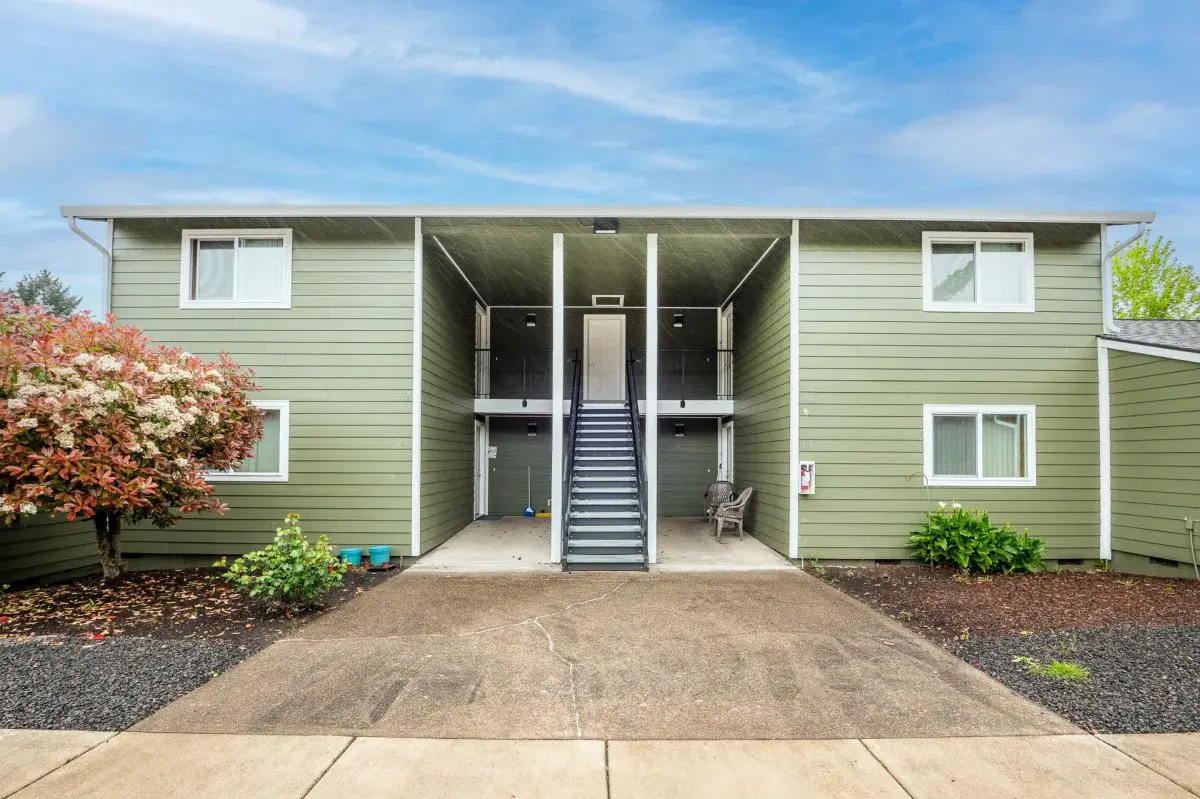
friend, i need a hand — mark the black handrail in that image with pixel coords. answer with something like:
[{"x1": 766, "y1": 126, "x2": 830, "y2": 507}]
[
  {"x1": 474, "y1": 348, "x2": 557, "y2": 405},
  {"x1": 561, "y1": 349, "x2": 583, "y2": 569},
  {"x1": 625, "y1": 349, "x2": 650, "y2": 570}
]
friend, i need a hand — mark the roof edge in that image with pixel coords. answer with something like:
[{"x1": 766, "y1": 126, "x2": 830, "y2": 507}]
[{"x1": 58, "y1": 204, "x2": 1157, "y2": 225}]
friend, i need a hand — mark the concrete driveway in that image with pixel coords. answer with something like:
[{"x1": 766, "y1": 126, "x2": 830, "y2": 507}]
[{"x1": 134, "y1": 570, "x2": 1074, "y2": 740}]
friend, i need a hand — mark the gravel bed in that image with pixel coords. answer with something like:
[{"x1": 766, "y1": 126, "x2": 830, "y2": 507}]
[
  {"x1": 957, "y1": 627, "x2": 1200, "y2": 733},
  {"x1": 0, "y1": 636, "x2": 248, "y2": 730}
]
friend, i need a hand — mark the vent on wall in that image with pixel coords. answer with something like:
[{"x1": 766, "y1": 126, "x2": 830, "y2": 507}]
[{"x1": 592, "y1": 295, "x2": 625, "y2": 307}]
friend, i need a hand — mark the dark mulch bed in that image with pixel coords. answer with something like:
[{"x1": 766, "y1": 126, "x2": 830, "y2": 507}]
[
  {"x1": 811, "y1": 564, "x2": 1200, "y2": 733},
  {"x1": 0, "y1": 567, "x2": 396, "y2": 730}
]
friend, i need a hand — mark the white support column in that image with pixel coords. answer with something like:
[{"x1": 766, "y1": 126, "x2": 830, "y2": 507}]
[
  {"x1": 788, "y1": 219, "x2": 800, "y2": 559},
  {"x1": 1098, "y1": 341, "x2": 1112, "y2": 560},
  {"x1": 646, "y1": 234, "x2": 659, "y2": 564},
  {"x1": 550, "y1": 233, "x2": 566, "y2": 563},
  {"x1": 410, "y1": 217, "x2": 423, "y2": 557}
]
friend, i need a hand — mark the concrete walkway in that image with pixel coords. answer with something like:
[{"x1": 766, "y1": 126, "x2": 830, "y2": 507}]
[
  {"x1": 3, "y1": 729, "x2": 1198, "y2": 797},
  {"x1": 134, "y1": 570, "x2": 1070, "y2": 739}
]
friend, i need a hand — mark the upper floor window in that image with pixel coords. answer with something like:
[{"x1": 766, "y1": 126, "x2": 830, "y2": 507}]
[
  {"x1": 922, "y1": 232, "x2": 1034, "y2": 313},
  {"x1": 180, "y1": 229, "x2": 292, "y2": 309},
  {"x1": 206, "y1": 400, "x2": 289, "y2": 483}
]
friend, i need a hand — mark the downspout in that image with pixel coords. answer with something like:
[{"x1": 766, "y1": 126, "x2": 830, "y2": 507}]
[
  {"x1": 66, "y1": 215, "x2": 113, "y2": 316},
  {"x1": 1102, "y1": 221, "x2": 1147, "y2": 335}
]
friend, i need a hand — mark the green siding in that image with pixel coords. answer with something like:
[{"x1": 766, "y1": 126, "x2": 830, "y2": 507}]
[
  {"x1": 732, "y1": 244, "x2": 792, "y2": 554},
  {"x1": 487, "y1": 416, "x2": 553, "y2": 515},
  {"x1": 1110, "y1": 350, "x2": 1200, "y2": 573},
  {"x1": 0, "y1": 516, "x2": 97, "y2": 584},
  {"x1": 796, "y1": 222, "x2": 1103, "y2": 560},
  {"x1": 110, "y1": 218, "x2": 415, "y2": 555},
  {"x1": 657, "y1": 417, "x2": 718, "y2": 516},
  {"x1": 420, "y1": 245, "x2": 477, "y2": 552}
]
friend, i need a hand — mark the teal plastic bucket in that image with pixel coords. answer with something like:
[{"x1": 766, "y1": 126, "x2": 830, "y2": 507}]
[
  {"x1": 339, "y1": 547, "x2": 363, "y2": 567},
  {"x1": 368, "y1": 545, "x2": 391, "y2": 567}
]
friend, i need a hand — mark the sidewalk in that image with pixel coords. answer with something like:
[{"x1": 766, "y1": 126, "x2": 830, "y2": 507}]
[{"x1": 2, "y1": 730, "x2": 1198, "y2": 798}]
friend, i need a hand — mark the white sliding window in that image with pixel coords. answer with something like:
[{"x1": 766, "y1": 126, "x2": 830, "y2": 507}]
[
  {"x1": 206, "y1": 400, "x2": 290, "y2": 483},
  {"x1": 923, "y1": 232, "x2": 1034, "y2": 312},
  {"x1": 181, "y1": 229, "x2": 292, "y2": 309},
  {"x1": 923, "y1": 404, "x2": 1035, "y2": 487}
]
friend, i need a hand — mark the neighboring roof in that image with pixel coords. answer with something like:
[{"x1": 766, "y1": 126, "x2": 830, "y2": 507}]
[
  {"x1": 58, "y1": 204, "x2": 1156, "y2": 225},
  {"x1": 1103, "y1": 320, "x2": 1200, "y2": 354}
]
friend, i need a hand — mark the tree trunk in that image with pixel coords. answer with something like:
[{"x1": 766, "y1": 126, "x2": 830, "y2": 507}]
[{"x1": 93, "y1": 511, "x2": 125, "y2": 580}]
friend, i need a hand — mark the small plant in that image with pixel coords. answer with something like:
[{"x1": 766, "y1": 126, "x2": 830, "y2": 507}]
[
  {"x1": 907, "y1": 503, "x2": 1044, "y2": 574},
  {"x1": 808, "y1": 558, "x2": 826, "y2": 578},
  {"x1": 1093, "y1": 559, "x2": 1109, "y2": 572},
  {"x1": 1012, "y1": 655, "x2": 1090, "y2": 682},
  {"x1": 217, "y1": 514, "x2": 347, "y2": 611}
]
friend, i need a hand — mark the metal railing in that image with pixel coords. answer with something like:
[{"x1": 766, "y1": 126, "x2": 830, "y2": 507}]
[
  {"x1": 561, "y1": 349, "x2": 583, "y2": 569},
  {"x1": 629, "y1": 348, "x2": 734, "y2": 403},
  {"x1": 625, "y1": 348, "x2": 650, "y2": 571},
  {"x1": 475, "y1": 349, "x2": 563, "y2": 405}
]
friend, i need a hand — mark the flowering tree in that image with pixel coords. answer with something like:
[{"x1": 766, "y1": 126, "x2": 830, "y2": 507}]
[{"x1": 0, "y1": 297, "x2": 263, "y2": 579}]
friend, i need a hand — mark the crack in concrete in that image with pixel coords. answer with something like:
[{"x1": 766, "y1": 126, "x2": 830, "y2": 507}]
[{"x1": 459, "y1": 579, "x2": 631, "y2": 739}]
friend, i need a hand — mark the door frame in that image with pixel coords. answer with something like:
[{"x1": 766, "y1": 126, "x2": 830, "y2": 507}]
[
  {"x1": 718, "y1": 303, "x2": 733, "y2": 398},
  {"x1": 474, "y1": 303, "x2": 490, "y2": 398},
  {"x1": 718, "y1": 418, "x2": 735, "y2": 483},
  {"x1": 582, "y1": 313, "x2": 627, "y2": 401},
  {"x1": 474, "y1": 417, "x2": 489, "y2": 517}
]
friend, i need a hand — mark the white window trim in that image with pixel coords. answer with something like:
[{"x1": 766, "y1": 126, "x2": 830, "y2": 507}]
[
  {"x1": 922, "y1": 403, "x2": 1036, "y2": 487},
  {"x1": 922, "y1": 231, "x2": 1035, "y2": 313},
  {"x1": 180, "y1": 228, "x2": 293, "y2": 309},
  {"x1": 206, "y1": 400, "x2": 290, "y2": 483}
]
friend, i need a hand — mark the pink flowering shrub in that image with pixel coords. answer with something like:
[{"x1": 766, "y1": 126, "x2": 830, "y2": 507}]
[{"x1": 0, "y1": 297, "x2": 263, "y2": 578}]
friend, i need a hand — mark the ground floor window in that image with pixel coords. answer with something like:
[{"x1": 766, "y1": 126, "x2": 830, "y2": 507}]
[
  {"x1": 206, "y1": 400, "x2": 290, "y2": 483},
  {"x1": 922, "y1": 404, "x2": 1035, "y2": 487}
]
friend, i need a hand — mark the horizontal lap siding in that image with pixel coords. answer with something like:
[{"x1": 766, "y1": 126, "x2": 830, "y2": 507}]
[
  {"x1": 798, "y1": 226, "x2": 1102, "y2": 560},
  {"x1": 657, "y1": 417, "x2": 718, "y2": 516},
  {"x1": 733, "y1": 246, "x2": 791, "y2": 554},
  {"x1": 110, "y1": 218, "x2": 415, "y2": 556},
  {"x1": 420, "y1": 246, "x2": 476, "y2": 552},
  {"x1": 1110, "y1": 351, "x2": 1200, "y2": 566},
  {"x1": 488, "y1": 416, "x2": 552, "y2": 516},
  {"x1": 0, "y1": 517, "x2": 97, "y2": 583}
]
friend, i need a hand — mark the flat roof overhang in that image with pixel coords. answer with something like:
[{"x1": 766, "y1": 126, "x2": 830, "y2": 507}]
[{"x1": 59, "y1": 204, "x2": 1156, "y2": 226}]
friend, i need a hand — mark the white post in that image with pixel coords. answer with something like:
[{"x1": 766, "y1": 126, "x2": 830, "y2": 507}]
[
  {"x1": 646, "y1": 234, "x2": 659, "y2": 564},
  {"x1": 550, "y1": 233, "x2": 565, "y2": 563},
  {"x1": 410, "y1": 217, "x2": 423, "y2": 557},
  {"x1": 788, "y1": 219, "x2": 800, "y2": 559},
  {"x1": 1098, "y1": 341, "x2": 1112, "y2": 560}
]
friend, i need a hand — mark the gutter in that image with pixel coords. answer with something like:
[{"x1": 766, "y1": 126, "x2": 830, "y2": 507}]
[
  {"x1": 1102, "y1": 221, "x2": 1148, "y2": 335},
  {"x1": 66, "y1": 215, "x2": 113, "y2": 316}
]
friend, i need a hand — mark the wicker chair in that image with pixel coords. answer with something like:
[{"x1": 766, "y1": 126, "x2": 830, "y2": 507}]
[
  {"x1": 713, "y1": 487, "x2": 753, "y2": 542},
  {"x1": 703, "y1": 481, "x2": 736, "y2": 521}
]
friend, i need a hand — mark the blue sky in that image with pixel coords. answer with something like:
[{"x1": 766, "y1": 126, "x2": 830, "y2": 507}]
[{"x1": 1, "y1": 0, "x2": 1197, "y2": 313}]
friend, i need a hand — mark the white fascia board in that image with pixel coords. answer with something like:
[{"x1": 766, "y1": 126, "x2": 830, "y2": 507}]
[
  {"x1": 1099, "y1": 337, "x2": 1200, "y2": 365},
  {"x1": 60, "y1": 204, "x2": 1156, "y2": 225}
]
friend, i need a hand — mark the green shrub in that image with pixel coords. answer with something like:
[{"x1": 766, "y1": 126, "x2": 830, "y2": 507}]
[
  {"x1": 907, "y1": 504, "x2": 1044, "y2": 574},
  {"x1": 217, "y1": 514, "x2": 347, "y2": 610}
]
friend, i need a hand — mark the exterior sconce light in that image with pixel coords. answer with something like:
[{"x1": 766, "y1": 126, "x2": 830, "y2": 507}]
[
  {"x1": 674, "y1": 423, "x2": 685, "y2": 437},
  {"x1": 526, "y1": 313, "x2": 536, "y2": 327},
  {"x1": 673, "y1": 313, "x2": 684, "y2": 328},
  {"x1": 527, "y1": 423, "x2": 538, "y2": 437}
]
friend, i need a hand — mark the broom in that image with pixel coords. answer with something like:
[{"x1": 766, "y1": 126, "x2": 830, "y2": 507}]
[{"x1": 523, "y1": 466, "x2": 535, "y2": 517}]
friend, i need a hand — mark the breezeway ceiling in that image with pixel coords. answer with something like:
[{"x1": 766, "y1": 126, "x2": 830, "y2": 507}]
[{"x1": 425, "y1": 217, "x2": 787, "y2": 308}]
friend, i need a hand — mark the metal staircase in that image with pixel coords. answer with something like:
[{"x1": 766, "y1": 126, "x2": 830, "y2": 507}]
[{"x1": 562, "y1": 352, "x2": 649, "y2": 571}]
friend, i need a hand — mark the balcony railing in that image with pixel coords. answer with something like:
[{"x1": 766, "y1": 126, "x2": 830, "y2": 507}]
[
  {"x1": 475, "y1": 349, "x2": 579, "y2": 404},
  {"x1": 630, "y1": 349, "x2": 733, "y2": 402}
]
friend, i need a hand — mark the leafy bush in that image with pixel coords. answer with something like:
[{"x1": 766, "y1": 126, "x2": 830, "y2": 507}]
[
  {"x1": 217, "y1": 514, "x2": 347, "y2": 610},
  {"x1": 907, "y1": 504, "x2": 1044, "y2": 574}
]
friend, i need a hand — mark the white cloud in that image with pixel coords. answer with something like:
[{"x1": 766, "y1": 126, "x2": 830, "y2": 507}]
[
  {"x1": 159, "y1": 188, "x2": 337, "y2": 205},
  {"x1": 412, "y1": 145, "x2": 633, "y2": 194},
  {"x1": 45, "y1": 0, "x2": 351, "y2": 55},
  {"x1": 883, "y1": 94, "x2": 1186, "y2": 179},
  {"x1": 0, "y1": 94, "x2": 37, "y2": 139},
  {"x1": 0, "y1": 199, "x2": 59, "y2": 234}
]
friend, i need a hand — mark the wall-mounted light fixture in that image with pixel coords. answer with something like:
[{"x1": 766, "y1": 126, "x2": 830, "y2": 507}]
[
  {"x1": 526, "y1": 313, "x2": 537, "y2": 327},
  {"x1": 674, "y1": 423, "x2": 686, "y2": 437},
  {"x1": 673, "y1": 312, "x2": 684, "y2": 328},
  {"x1": 593, "y1": 217, "x2": 620, "y2": 234},
  {"x1": 527, "y1": 422, "x2": 538, "y2": 437}
]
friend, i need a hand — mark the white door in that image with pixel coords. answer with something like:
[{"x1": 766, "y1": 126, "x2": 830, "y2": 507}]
[
  {"x1": 474, "y1": 304, "x2": 489, "y2": 398},
  {"x1": 583, "y1": 314, "x2": 626, "y2": 401},
  {"x1": 718, "y1": 304, "x2": 733, "y2": 399},
  {"x1": 718, "y1": 420, "x2": 735, "y2": 483},
  {"x1": 474, "y1": 418, "x2": 488, "y2": 517}
]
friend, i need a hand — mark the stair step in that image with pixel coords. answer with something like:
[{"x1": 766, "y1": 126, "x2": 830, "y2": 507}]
[
  {"x1": 566, "y1": 553, "x2": 643, "y2": 564},
  {"x1": 577, "y1": 455, "x2": 633, "y2": 461},
  {"x1": 572, "y1": 498, "x2": 638, "y2": 505},
  {"x1": 567, "y1": 539, "x2": 643, "y2": 549},
  {"x1": 571, "y1": 511, "x2": 639, "y2": 519},
  {"x1": 568, "y1": 524, "x2": 641, "y2": 533},
  {"x1": 572, "y1": 487, "x2": 637, "y2": 494}
]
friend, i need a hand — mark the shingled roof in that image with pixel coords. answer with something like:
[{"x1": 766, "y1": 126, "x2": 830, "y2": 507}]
[{"x1": 1103, "y1": 320, "x2": 1200, "y2": 354}]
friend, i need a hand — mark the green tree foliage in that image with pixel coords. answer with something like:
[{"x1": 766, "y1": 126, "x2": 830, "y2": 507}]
[
  {"x1": 11, "y1": 269, "x2": 82, "y2": 317},
  {"x1": 1113, "y1": 232, "x2": 1200, "y2": 319}
]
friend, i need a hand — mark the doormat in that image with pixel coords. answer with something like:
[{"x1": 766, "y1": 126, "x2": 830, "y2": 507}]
[{"x1": 475, "y1": 514, "x2": 504, "y2": 521}]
